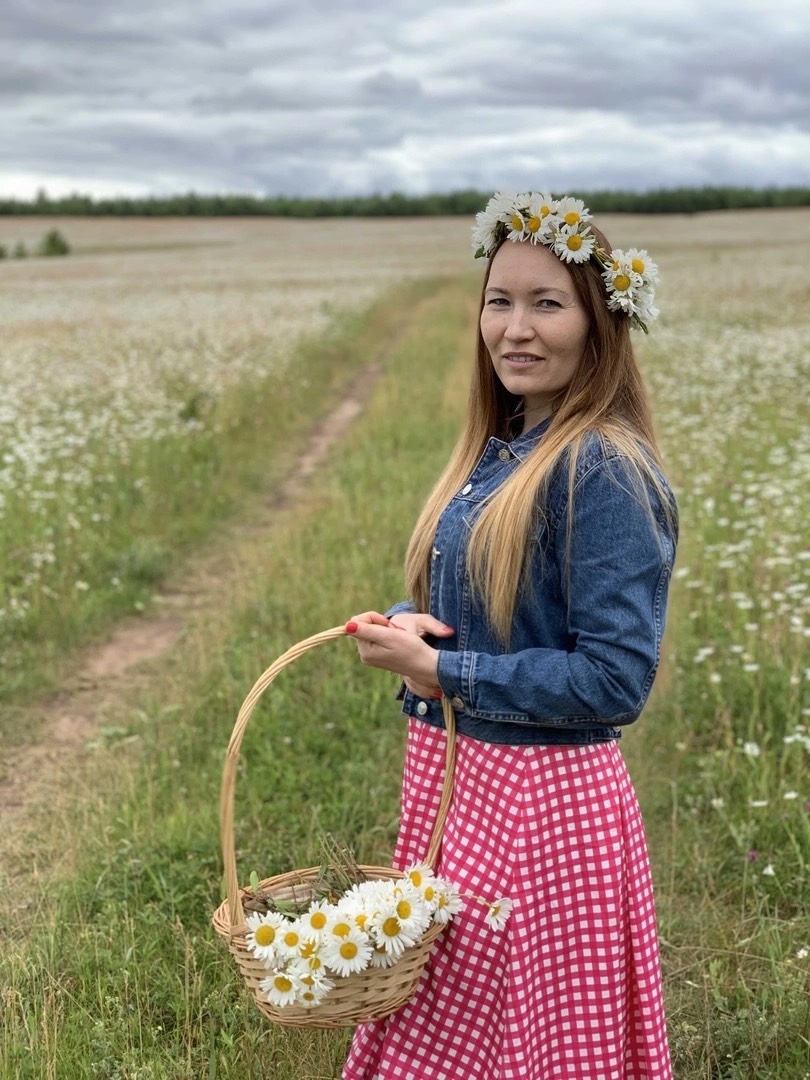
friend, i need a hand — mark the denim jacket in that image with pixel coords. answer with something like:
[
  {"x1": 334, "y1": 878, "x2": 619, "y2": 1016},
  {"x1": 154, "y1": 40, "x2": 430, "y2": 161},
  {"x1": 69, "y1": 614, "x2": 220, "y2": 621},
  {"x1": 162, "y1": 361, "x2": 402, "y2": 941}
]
[{"x1": 388, "y1": 417, "x2": 678, "y2": 745}]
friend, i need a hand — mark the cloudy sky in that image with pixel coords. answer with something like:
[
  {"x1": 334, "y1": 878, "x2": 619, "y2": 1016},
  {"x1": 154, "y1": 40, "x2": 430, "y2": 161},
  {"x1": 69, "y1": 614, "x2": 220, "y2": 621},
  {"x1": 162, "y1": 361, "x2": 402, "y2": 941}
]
[{"x1": 3, "y1": 0, "x2": 809, "y2": 200}]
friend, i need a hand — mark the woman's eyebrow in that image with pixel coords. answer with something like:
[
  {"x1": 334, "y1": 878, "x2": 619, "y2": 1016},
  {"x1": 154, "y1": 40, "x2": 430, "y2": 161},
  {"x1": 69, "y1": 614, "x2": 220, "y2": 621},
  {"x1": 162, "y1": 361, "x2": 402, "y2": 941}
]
[{"x1": 484, "y1": 285, "x2": 568, "y2": 296}]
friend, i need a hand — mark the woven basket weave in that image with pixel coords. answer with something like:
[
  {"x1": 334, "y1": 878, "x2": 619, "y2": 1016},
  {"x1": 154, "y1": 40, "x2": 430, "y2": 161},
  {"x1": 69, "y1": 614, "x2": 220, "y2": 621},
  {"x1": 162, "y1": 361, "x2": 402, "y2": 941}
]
[{"x1": 212, "y1": 626, "x2": 457, "y2": 1028}]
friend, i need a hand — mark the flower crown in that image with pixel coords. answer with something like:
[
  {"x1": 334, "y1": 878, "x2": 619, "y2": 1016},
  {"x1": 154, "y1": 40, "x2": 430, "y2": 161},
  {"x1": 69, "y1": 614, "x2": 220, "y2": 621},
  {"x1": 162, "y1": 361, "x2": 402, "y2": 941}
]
[{"x1": 472, "y1": 192, "x2": 659, "y2": 332}]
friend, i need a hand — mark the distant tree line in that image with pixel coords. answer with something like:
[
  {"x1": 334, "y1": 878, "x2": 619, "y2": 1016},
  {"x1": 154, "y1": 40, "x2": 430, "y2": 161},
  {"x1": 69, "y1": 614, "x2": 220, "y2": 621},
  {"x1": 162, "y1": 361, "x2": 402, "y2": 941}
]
[{"x1": 1, "y1": 186, "x2": 808, "y2": 217}]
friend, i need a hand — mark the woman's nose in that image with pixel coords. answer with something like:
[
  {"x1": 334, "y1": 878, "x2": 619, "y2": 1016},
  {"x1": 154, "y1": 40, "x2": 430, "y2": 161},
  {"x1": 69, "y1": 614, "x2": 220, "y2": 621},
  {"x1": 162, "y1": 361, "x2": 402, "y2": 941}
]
[{"x1": 504, "y1": 305, "x2": 533, "y2": 340}]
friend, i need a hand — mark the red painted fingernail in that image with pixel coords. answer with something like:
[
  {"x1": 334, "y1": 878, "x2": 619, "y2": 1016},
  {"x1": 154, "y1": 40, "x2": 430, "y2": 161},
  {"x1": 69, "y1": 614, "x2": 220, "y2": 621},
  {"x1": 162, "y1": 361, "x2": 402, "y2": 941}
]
[
  {"x1": 432, "y1": 690, "x2": 443, "y2": 699},
  {"x1": 345, "y1": 621, "x2": 358, "y2": 634}
]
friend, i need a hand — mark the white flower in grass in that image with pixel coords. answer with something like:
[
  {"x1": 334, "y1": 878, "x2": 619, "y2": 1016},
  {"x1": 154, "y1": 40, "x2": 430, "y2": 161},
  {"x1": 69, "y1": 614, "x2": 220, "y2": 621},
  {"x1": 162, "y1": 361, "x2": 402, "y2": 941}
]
[
  {"x1": 783, "y1": 791, "x2": 800, "y2": 801},
  {"x1": 484, "y1": 897, "x2": 513, "y2": 931},
  {"x1": 259, "y1": 968, "x2": 298, "y2": 1007},
  {"x1": 761, "y1": 864, "x2": 776, "y2": 877},
  {"x1": 276, "y1": 918, "x2": 308, "y2": 959},
  {"x1": 322, "y1": 926, "x2": 372, "y2": 977},
  {"x1": 245, "y1": 911, "x2": 286, "y2": 963},
  {"x1": 553, "y1": 224, "x2": 596, "y2": 264},
  {"x1": 742, "y1": 741, "x2": 761, "y2": 758}
]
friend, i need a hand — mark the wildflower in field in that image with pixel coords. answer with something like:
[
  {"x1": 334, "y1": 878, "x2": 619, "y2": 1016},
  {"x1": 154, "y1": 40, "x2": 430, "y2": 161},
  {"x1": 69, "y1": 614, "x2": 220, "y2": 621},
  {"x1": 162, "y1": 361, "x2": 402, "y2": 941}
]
[
  {"x1": 747, "y1": 849, "x2": 759, "y2": 862},
  {"x1": 742, "y1": 741, "x2": 761, "y2": 758},
  {"x1": 749, "y1": 799, "x2": 768, "y2": 808},
  {"x1": 761, "y1": 864, "x2": 776, "y2": 877},
  {"x1": 796, "y1": 947, "x2": 808, "y2": 960},
  {"x1": 782, "y1": 791, "x2": 800, "y2": 801}
]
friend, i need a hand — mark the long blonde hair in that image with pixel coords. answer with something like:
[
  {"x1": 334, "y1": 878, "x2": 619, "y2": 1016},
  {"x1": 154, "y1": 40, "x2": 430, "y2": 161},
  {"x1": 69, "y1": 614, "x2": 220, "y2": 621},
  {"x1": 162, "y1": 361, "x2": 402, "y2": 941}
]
[{"x1": 404, "y1": 226, "x2": 674, "y2": 643}]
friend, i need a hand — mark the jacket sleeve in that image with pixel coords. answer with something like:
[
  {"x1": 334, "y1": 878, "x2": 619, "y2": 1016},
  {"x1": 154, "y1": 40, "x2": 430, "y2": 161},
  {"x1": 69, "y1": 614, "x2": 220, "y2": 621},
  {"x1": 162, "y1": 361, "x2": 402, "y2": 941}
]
[
  {"x1": 435, "y1": 457, "x2": 676, "y2": 726},
  {"x1": 385, "y1": 600, "x2": 416, "y2": 618}
]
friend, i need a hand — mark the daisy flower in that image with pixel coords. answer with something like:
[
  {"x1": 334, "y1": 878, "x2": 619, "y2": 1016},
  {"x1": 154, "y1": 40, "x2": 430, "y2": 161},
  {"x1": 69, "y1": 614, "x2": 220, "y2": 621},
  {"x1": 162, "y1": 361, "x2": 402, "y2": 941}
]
[
  {"x1": 624, "y1": 247, "x2": 659, "y2": 283},
  {"x1": 245, "y1": 911, "x2": 286, "y2": 963},
  {"x1": 368, "y1": 942, "x2": 400, "y2": 969},
  {"x1": 259, "y1": 967, "x2": 298, "y2": 1007},
  {"x1": 484, "y1": 897, "x2": 513, "y2": 931},
  {"x1": 295, "y1": 970, "x2": 335, "y2": 1007},
  {"x1": 555, "y1": 196, "x2": 591, "y2": 228},
  {"x1": 432, "y1": 883, "x2": 464, "y2": 925},
  {"x1": 369, "y1": 900, "x2": 422, "y2": 958},
  {"x1": 275, "y1": 918, "x2": 307, "y2": 959},
  {"x1": 552, "y1": 224, "x2": 596, "y2": 264},
  {"x1": 391, "y1": 887, "x2": 432, "y2": 937},
  {"x1": 403, "y1": 863, "x2": 436, "y2": 892},
  {"x1": 300, "y1": 900, "x2": 334, "y2": 939},
  {"x1": 322, "y1": 926, "x2": 373, "y2": 977},
  {"x1": 506, "y1": 210, "x2": 528, "y2": 243}
]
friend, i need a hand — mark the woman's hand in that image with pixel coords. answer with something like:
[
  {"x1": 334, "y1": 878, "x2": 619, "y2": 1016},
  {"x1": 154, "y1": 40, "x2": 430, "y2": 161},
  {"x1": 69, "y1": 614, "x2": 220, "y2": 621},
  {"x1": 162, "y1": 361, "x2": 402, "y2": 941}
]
[{"x1": 345, "y1": 611, "x2": 455, "y2": 700}]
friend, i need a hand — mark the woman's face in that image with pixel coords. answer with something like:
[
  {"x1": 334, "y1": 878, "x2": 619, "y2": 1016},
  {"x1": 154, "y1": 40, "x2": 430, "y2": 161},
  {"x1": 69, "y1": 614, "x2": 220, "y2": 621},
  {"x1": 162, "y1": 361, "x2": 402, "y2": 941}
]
[{"x1": 480, "y1": 241, "x2": 590, "y2": 422}]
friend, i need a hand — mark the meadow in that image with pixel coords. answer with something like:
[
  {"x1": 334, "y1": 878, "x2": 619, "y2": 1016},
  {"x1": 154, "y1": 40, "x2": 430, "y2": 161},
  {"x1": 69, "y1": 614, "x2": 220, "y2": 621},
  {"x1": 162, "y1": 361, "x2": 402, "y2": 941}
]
[{"x1": 0, "y1": 209, "x2": 809, "y2": 1078}]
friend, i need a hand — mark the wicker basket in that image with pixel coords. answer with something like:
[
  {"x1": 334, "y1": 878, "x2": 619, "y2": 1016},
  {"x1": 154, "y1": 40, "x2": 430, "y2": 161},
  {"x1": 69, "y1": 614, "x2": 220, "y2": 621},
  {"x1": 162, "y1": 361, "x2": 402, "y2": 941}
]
[{"x1": 212, "y1": 626, "x2": 457, "y2": 1028}]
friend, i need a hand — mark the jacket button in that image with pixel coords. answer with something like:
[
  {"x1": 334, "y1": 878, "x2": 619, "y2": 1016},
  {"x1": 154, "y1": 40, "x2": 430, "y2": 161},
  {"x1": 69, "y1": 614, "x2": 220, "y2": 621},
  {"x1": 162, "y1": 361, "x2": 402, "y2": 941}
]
[
  {"x1": 461, "y1": 483, "x2": 473, "y2": 495},
  {"x1": 498, "y1": 447, "x2": 511, "y2": 461},
  {"x1": 416, "y1": 701, "x2": 429, "y2": 716},
  {"x1": 451, "y1": 695, "x2": 464, "y2": 710}
]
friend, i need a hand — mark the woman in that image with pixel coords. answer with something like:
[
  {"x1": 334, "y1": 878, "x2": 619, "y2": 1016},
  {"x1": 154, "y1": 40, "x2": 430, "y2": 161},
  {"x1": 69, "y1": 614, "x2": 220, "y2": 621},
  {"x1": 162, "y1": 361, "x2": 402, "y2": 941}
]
[{"x1": 344, "y1": 192, "x2": 677, "y2": 1080}]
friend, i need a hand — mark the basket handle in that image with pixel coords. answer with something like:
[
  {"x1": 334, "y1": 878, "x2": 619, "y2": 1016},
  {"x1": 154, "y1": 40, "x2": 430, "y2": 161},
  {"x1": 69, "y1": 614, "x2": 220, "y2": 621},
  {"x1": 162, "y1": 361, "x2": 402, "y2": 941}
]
[{"x1": 219, "y1": 625, "x2": 457, "y2": 928}]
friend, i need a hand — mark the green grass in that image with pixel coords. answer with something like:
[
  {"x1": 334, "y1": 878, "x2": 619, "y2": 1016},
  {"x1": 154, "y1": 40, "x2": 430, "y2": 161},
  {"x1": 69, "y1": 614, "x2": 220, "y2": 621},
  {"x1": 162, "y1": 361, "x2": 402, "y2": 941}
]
[{"x1": 2, "y1": 265, "x2": 809, "y2": 1077}]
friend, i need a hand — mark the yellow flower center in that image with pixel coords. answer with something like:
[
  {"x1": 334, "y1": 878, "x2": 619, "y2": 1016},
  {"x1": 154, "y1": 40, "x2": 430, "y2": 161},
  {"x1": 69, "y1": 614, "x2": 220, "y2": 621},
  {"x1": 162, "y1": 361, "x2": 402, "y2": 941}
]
[
  {"x1": 631, "y1": 257, "x2": 646, "y2": 274},
  {"x1": 526, "y1": 216, "x2": 541, "y2": 233},
  {"x1": 566, "y1": 234, "x2": 583, "y2": 251},
  {"x1": 564, "y1": 211, "x2": 580, "y2": 226},
  {"x1": 254, "y1": 925, "x2": 276, "y2": 947},
  {"x1": 354, "y1": 913, "x2": 368, "y2": 930},
  {"x1": 424, "y1": 886, "x2": 435, "y2": 902},
  {"x1": 309, "y1": 911, "x2": 327, "y2": 930},
  {"x1": 332, "y1": 921, "x2": 351, "y2": 938},
  {"x1": 300, "y1": 975, "x2": 314, "y2": 987},
  {"x1": 382, "y1": 916, "x2": 401, "y2": 938},
  {"x1": 302, "y1": 991, "x2": 316, "y2": 1002},
  {"x1": 438, "y1": 895, "x2": 448, "y2": 909},
  {"x1": 396, "y1": 899, "x2": 412, "y2": 920},
  {"x1": 309, "y1": 956, "x2": 323, "y2": 971},
  {"x1": 613, "y1": 273, "x2": 631, "y2": 292},
  {"x1": 274, "y1": 976, "x2": 293, "y2": 993},
  {"x1": 339, "y1": 941, "x2": 359, "y2": 960},
  {"x1": 283, "y1": 931, "x2": 299, "y2": 948},
  {"x1": 408, "y1": 870, "x2": 423, "y2": 887},
  {"x1": 612, "y1": 259, "x2": 620, "y2": 270},
  {"x1": 299, "y1": 940, "x2": 317, "y2": 959},
  {"x1": 540, "y1": 203, "x2": 551, "y2": 217},
  {"x1": 510, "y1": 213, "x2": 523, "y2": 230}
]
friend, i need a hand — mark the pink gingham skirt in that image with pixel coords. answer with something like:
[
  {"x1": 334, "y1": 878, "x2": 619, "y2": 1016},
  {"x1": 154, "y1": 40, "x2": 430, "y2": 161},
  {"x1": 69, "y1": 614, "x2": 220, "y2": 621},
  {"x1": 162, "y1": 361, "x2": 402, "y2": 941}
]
[{"x1": 343, "y1": 718, "x2": 672, "y2": 1080}]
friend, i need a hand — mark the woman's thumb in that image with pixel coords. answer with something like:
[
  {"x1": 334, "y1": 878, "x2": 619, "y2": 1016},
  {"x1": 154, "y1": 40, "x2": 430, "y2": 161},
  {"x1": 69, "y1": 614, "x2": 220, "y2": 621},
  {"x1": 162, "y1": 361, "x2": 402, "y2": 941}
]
[{"x1": 421, "y1": 616, "x2": 455, "y2": 636}]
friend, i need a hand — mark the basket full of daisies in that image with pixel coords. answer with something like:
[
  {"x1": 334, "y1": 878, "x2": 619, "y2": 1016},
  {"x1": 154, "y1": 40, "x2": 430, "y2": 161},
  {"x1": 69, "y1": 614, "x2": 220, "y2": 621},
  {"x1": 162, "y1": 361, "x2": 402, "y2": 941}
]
[{"x1": 212, "y1": 626, "x2": 508, "y2": 1029}]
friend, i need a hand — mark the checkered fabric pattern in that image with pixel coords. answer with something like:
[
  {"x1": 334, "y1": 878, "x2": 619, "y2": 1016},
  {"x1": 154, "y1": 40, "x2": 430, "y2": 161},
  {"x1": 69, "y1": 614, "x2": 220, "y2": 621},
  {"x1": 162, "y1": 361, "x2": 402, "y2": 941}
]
[{"x1": 343, "y1": 718, "x2": 672, "y2": 1080}]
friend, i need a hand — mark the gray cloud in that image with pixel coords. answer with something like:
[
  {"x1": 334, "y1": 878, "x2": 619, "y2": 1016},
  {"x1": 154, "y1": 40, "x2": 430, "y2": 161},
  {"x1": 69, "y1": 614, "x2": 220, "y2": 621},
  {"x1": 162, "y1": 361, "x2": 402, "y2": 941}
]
[{"x1": 1, "y1": 0, "x2": 808, "y2": 198}]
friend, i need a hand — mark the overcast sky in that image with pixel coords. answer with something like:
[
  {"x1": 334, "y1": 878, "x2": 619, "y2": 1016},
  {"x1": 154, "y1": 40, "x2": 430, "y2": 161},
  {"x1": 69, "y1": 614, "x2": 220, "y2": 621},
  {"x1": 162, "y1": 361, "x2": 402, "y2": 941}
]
[{"x1": 2, "y1": 0, "x2": 809, "y2": 200}]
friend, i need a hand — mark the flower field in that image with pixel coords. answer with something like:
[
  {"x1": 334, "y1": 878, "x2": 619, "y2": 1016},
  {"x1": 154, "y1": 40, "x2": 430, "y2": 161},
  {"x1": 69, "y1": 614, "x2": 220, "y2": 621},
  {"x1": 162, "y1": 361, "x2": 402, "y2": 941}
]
[
  {"x1": 0, "y1": 207, "x2": 808, "y2": 1077},
  {"x1": 0, "y1": 216, "x2": 469, "y2": 701}
]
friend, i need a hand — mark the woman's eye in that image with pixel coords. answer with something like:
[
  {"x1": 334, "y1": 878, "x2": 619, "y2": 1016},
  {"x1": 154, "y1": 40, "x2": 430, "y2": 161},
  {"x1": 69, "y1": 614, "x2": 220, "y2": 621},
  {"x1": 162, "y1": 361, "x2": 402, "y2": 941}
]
[
  {"x1": 537, "y1": 298, "x2": 560, "y2": 309},
  {"x1": 486, "y1": 297, "x2": 509, "y2": 307}
]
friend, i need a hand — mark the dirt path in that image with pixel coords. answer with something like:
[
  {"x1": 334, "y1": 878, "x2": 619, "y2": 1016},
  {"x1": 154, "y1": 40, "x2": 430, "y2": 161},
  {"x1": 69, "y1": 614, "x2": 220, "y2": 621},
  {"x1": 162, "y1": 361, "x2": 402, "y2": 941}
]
[{"x1": 0, "y1": 362, "x2": 380, "y2": 881}]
